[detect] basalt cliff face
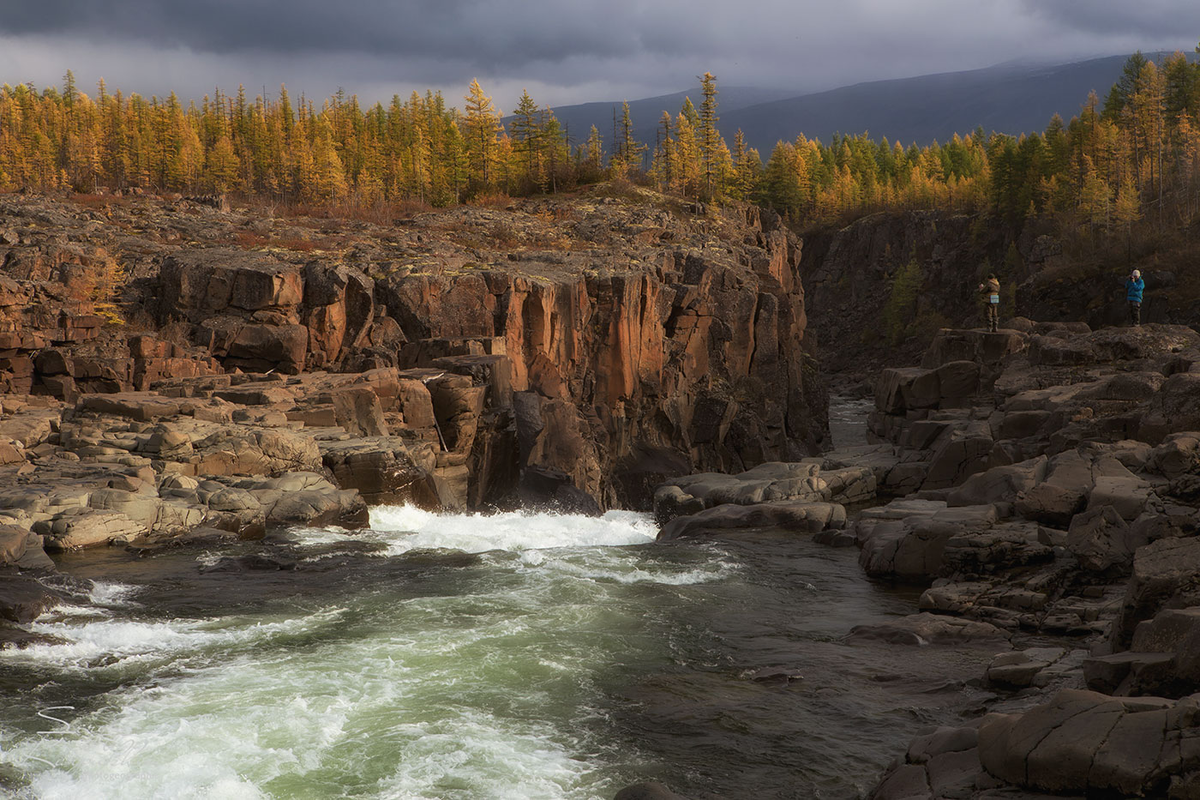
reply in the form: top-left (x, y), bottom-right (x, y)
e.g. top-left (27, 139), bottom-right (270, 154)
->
top-left (0, 187), bottom-right (825, 550)
top-left (801, 210), bottom-right (1200, 382)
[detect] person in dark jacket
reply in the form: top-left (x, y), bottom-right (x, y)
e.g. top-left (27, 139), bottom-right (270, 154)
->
top-left (1125, 270), bottom-right (1144, 326)
top-left (978, 273), bottom-right (1001, 332)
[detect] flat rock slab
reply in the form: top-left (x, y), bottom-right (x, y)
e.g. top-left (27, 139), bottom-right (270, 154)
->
top-left (978, 688), bottom-right (1197, 797)
top-left (656, 501), bottom-right (845, 541)
top-left (76, 393), bottom-right (184, 421)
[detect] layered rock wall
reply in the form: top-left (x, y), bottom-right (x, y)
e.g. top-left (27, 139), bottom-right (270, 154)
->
top-left (0, 191), bottom-right (826, 512)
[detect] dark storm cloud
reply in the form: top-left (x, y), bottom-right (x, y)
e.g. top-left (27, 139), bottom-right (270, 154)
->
top-left (1, 1), bottom-right (678, 66)
top-left (1019, 0), bottom-right (1200, 40)
top-left (2, 0), bottom-right (1199, 110)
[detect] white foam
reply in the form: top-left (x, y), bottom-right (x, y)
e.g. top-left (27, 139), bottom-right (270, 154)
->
top-left (333, 506), bottom-right (661, 555)
top-left (86, 581), bottom-right (140, 607)
top-left (3, 637), bottom-right (604, 800)
top-left (372, 714), bottom-right (595, 800)
top-left (528, 550), bottom-right (736, 586)
top-left (2, 608), bottom-right (348, 670)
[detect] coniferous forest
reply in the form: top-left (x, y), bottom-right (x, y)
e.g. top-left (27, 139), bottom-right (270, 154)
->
top-left (1, 50), bottom-right (1200, 238)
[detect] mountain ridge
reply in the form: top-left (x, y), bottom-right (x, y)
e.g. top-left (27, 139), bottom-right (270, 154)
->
top-left (524, 53), bottom-right (1175, 160)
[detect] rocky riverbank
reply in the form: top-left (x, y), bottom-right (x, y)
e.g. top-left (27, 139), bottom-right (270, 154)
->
top-left (0, 186), bottom-right (827, 650)
top-left (653, 319), bottom-right (1200, 798)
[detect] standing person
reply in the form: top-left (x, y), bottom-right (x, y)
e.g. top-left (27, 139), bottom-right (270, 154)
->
top-left (978, 273), bottom-right (1001, 332)
top-left (1125, 269), bottom-right (1144, 326)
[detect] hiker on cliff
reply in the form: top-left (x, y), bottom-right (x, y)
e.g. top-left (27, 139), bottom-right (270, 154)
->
top-left (978, 273), bottom-right (1001, 332)
top-left (1125, 269), bottom-right (1144, 326)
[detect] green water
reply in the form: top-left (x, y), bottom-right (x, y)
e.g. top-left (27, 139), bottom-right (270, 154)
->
top-left (0, 506), bottom-right (990, 799)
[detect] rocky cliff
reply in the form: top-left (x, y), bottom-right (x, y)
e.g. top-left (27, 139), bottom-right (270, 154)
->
top-left (0, 187), bottom-right (826, 520)
top-left (800, 210), bottom-right (1200, 383)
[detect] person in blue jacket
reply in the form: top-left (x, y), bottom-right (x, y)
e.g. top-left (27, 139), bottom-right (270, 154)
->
top-left (1125, 269), bottom-right (1144, 326)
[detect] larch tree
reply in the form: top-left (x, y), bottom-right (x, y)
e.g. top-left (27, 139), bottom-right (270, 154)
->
top-left (463, 79), bottom-right (502, 190)
top-left (510, 90), bottom-right (544, 191)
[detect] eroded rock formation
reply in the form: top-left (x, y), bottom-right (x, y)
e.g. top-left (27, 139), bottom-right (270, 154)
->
top-left (0, 188), bottom-right (827, 576)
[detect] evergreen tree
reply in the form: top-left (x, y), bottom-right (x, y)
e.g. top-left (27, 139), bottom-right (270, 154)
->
top-left (611, 101), bottom-right (646, 175)
top-left (1103, 52), bottom-right (1150, 121)
top-left (698, 72), bottom-right (722, 200)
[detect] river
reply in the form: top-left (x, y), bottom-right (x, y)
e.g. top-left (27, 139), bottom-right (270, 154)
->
top-left (0, 401), bottom-right (994, 800)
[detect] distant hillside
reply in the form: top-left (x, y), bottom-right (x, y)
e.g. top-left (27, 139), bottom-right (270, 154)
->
top-left (539, 55), bottom-right (1162, 161)
top-left (724, 56), bottom-right (1137, 155)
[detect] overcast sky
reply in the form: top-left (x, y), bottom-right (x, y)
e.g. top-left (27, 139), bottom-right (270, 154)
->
top-left (1, 1), bottom-right (1198, 112)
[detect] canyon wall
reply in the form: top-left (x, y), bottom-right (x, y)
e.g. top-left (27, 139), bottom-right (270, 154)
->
top-left (0, 190), bottom-right (826, 512)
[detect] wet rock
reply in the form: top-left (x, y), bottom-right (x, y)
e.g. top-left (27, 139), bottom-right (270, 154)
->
top-left (846, 613), bottom-right (1010, 646)
top-left (0, 570), bottom-right (63, 622)
top-left (200, 552), bottom-right (299, 572)
top-left (744, 666), bottom-right (805, 684)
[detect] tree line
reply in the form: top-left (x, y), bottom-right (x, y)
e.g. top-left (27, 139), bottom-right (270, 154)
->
top-left (757, 48), bottom-right (1200, 234)
top-left (2, 51), bottom-right (1200, 234)
top-left (0, 71), bottom-right (734, 206)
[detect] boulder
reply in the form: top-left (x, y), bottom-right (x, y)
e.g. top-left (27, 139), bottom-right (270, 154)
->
top-left (1027, 334), bottom-right (1096, 365)
top-left (657, 501), bottom-right (845, 541)
top-left (35, 508), bottom-right (146, 550)
top-left (1086, 475), bottom-right (1151, 521)
top-left (1085, 607), bottom-right (1200, 697)
top-left (856, 507), bottom-right (1000, 580)
top-left (940, 520), bottom-right (1053, 576)
top-left (225, 323), bottom-right (309, 374)
top-left (1067, 505), bottom-right (1144, 574)
top-left (1147, 432), bottom-right (1200, 481)
top-left (658, 462), bottom-right (827, 510)
top-left (945, 456), bottom-right (1046, 507)
top-left (321, 439), bottom-right (445, 508)
top-left (1015, 483), bottom-right (1086, 526)
top-left (920, 432), bottom-right (994, 490)
top-left (0, 572), bottom-right (62, 623)
top-left (0, 525), bottom-right (54, 570)
top-left (933, 360), bottom-right (981, 401)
